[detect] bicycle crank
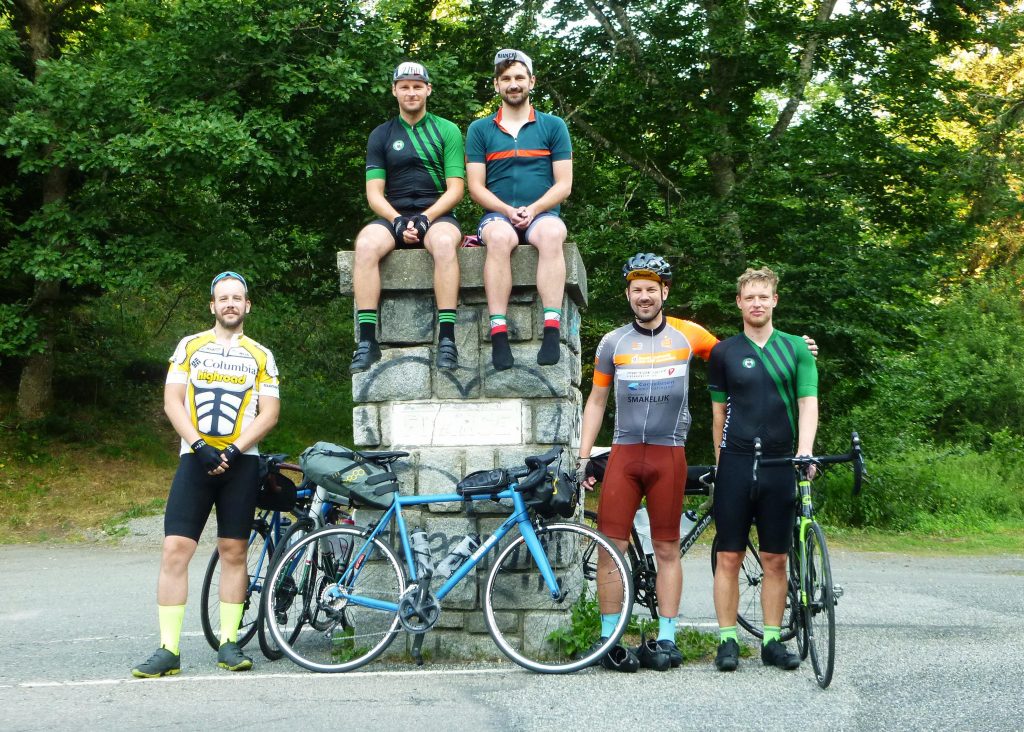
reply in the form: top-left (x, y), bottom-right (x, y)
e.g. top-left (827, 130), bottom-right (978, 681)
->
top-left (398, 586), bottom-right (440, 633)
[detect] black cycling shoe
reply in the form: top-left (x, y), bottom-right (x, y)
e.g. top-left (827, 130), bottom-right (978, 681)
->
top-left (636, 638), bottom-right (671, 671)
top-left (588, 638), bottom-right (640, 672)
top-left (436, 337), bottom-right (459, 369)
top-left (761, 639), bottom-right (800, 670)
top-left (656, 639), bottom-right (683, 668)
top-left (715, 638), bottom-right (740, 672)
top-left (349, 340), bottom-right (382, 373)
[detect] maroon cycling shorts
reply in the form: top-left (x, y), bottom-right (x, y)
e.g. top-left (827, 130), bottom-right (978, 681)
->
top-left (597, 443), bottom-right (687, 542)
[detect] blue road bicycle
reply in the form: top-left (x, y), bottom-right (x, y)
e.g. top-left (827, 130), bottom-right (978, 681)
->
top-left (263, 446), bottom-right (633, 674)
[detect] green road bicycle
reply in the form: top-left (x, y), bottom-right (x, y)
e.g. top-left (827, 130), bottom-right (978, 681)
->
top-left (753, 432), bottom-right (865, 688)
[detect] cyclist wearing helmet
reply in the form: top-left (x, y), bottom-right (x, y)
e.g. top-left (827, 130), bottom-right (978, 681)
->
top-left (350, 61), bottom-right (465, 374)
top-left (132, 272), bottom-right (280, 679)
top-left (578, 253), bottom-right (718, 672)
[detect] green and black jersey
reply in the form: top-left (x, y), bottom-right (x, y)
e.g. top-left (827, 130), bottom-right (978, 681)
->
top-left (707, 330), bottom-right (817, 455)
top-left (365, 112), bottom-right (465, 214)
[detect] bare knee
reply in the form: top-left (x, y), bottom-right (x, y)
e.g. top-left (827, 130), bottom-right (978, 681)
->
top-left (217, 538), bottom-right (248, 569)
top-left (354, 227), bottom-right (394, 267)
top-left (715, 550), bottom-right (745, 575)
top-left (161, 536), bottom-right (197, 575)
top-left (652, 540), bottom-right (679, 565)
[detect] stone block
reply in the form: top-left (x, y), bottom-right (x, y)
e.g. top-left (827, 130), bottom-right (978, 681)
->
top-left (433, 307), bottom-right (481, 400)
top-left (466, 611), bottom-right (517, 635)
top-left (388, 401), bottom-right (524, 447)
top-left (482, 344), bottom-right (572, 398)
top-left (352, 405), bottom-right (380, 447)
top-left (338, 243), bottom-right (587, 305)
top-left (533, 396), bottom-right (582, 445)
top-left (414, 448), bottom-right (464, 510)
top-left (351, 347), bottom-right (432, 403)
top-left (419, 629), bottom-right (503, 661)
top-left (564, 295), bottom-right (582, 354)
top-left (380, 293), bottom-right (435, 344)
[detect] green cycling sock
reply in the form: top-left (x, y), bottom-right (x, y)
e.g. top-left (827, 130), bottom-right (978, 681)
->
top-left (763, 625), bottom-right (781, 645)
top-left (219, 601), bottom-right (245, 645)
top-left (158, 604), bottom-right (185, 655)
top-left (719, 625), bottom-right (738, 644)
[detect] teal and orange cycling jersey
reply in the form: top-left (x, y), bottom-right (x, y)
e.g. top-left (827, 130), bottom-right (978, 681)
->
top-left (166, 330), bottom-right (280, 455)
top-left (593, 317), bottom-right (719, 446)
top-left (465, 106), bottom-right (572, 213)
top-left (365, 112), bottom-right (465, 213)
top-left (707, 329), bottom-right (817, 455)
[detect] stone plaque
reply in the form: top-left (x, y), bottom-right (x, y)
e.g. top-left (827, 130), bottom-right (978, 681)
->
top-left (390, 401), bottom-right (523, 446)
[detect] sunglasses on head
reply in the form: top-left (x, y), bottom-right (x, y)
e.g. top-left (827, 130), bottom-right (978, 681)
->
top-left (210, 271), bottom-right (248, 296)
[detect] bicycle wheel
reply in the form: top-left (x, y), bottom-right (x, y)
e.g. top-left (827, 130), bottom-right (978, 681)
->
top-left (264, 525), bottom-right (405, 672)
top-left (710, 530), bottom-right (797, 642)
top-left (583, 510), bottom-right (657, 621)
top-left (199, 520), bottom-right (272, 651)
top-left (484, 522), bottom-right (632, 673)
top-left (805, 522), bottom-right (835, 688)
top-left (257, 516), bottom-right (314, 661)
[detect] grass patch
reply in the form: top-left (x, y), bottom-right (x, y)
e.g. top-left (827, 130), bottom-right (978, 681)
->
top-left (827, 523), bottom-right (1024, 555)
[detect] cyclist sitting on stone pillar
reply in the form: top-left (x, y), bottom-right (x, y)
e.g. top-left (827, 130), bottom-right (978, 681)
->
top-left (350, 61), bottom-right (465, 374)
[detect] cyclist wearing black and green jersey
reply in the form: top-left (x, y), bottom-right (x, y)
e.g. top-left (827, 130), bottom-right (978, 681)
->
top-left (707, 266), bottom-right (818, 672)
top-left (351, 61), bottom-right (465, 374)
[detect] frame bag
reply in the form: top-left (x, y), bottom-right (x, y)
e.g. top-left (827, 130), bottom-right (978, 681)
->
top-left (299, 442), bottom-right (397, 510)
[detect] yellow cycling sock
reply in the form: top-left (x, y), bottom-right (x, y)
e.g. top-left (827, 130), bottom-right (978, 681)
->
top-left (158, 604), bottom-right (185, 655)
top-left (219, 602), bottom-right (245, 645)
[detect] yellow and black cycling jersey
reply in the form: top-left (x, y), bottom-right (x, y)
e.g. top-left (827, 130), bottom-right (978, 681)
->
top-left (166, 330), bottom-right (280, 455)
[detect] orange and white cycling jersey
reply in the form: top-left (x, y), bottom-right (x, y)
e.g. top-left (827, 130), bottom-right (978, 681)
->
top-left (593, 317), bottom-right (717, 446)
top-left (166, 330), bottom-right (280, 455)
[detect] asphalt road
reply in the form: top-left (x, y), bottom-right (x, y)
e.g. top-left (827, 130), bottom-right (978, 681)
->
top-left (1, 541), bottom-right (1022, 731)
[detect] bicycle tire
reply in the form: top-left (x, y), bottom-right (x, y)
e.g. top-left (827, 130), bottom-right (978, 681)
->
top-left (199, 520), bottom-right (272, 651)
top-left (264, 525), bottom-right (404, 672)
top-left (710, 530), bottom-right (797, 642)
top-left (483, 522), bottom-right (633, 673)
top-left (257, 516), bottom-right (315, 661)
top-left (804, 521), bottom-right (835, 688)
top-left (583, 509), bottom-right (658, 621)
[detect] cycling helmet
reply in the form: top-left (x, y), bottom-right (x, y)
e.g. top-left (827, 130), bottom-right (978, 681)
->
top-left (623, 253), bottom-right (672, 285)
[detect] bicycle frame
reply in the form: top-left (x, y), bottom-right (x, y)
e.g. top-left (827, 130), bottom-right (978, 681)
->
top-left (328, 484), bottom-right (564, 612)
top-left (793, 467), bottom-right (815, 609)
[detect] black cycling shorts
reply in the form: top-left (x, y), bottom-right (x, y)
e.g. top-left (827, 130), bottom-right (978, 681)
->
top-left (369, 214), bottom-right (460, 249)
top-left (164, 453), bottom-right (260, 541)
top-left (713, 451), bottom-right (796, 555)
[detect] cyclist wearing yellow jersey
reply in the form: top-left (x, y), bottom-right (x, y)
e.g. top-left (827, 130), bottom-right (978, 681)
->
top-left (132, 271), bottom-right (280, 678)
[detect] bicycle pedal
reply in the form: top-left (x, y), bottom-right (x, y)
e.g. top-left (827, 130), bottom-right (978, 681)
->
top-left (832, 584), bottom-right (844, 599)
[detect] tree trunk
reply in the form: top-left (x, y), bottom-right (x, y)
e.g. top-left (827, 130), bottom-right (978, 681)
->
top-left (14, 0), bottom-right (70, 421)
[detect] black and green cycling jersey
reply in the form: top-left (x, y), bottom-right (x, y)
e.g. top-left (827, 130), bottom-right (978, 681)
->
top-left (707, 329), bottom-right (817, 455)
top-left (365, 112), bottom-right (465, 214)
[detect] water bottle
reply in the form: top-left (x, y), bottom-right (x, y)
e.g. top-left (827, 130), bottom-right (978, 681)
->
top-left (632, 507), bottom-right (654, 555)
top-left (410, 529), bottom-right (434, 577)
top-left (679, 509), bottom-right (698, 538)
top-left (434, 534), bottom-right (481, 579)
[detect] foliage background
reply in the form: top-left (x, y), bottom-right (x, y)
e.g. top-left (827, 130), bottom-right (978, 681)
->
top-left (1, 0), bottom-right (1022, 538)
